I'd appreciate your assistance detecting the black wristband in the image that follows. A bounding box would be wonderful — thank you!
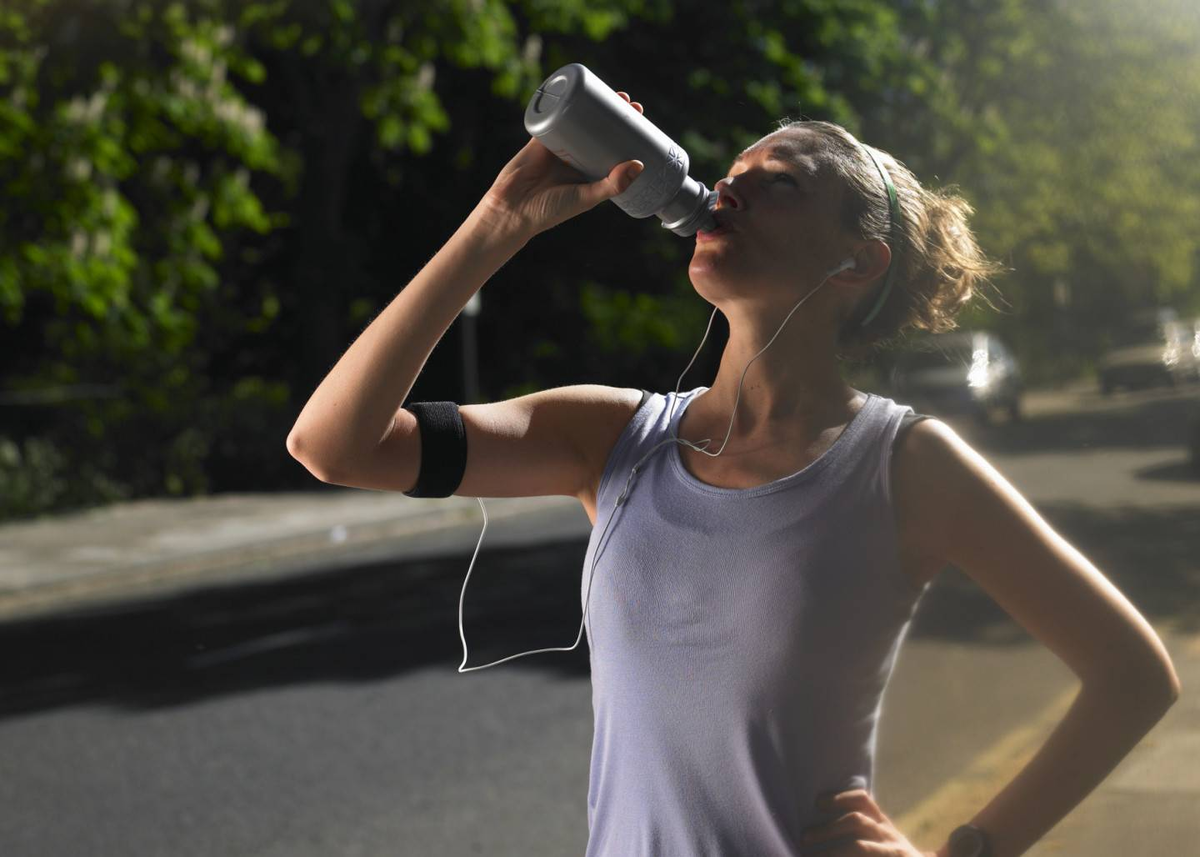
[401,401,467,498]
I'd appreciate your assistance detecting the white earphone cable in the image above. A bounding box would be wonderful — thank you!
[457,259,853,672]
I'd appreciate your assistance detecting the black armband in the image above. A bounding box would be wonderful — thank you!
[401,401,467,498]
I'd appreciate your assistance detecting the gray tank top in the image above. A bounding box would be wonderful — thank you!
[580,386,931,856]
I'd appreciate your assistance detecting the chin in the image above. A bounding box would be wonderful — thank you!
[689,256,773,300]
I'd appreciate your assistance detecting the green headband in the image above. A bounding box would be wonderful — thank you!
[857,145,902,327]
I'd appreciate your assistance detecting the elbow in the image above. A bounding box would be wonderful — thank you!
[1166,668,1183,704]
[286,428,309,462]
[1154,649,1184,702]
[286,430,341,484]
[1152,677,1181,714]
[1147,668,1183,708]
[286,429,301,460]
[1085,656,1182,709]
[1152,658,1183,705]
[1128,669,1182,709]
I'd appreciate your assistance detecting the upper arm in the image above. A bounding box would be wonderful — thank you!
[896,419,1181,697]
[323,384,645,502]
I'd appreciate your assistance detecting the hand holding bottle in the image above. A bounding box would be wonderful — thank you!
[521,65,718,236]
[477,92,647,242]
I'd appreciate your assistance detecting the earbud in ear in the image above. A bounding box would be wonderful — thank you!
[827,257,857,277]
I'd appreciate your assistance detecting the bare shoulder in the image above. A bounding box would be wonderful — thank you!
[892,415,1031,567]
[571,385,648,521]
[890,417,982,567]
[575,383,647,425]
[547,383,646,462]
[462,382,643,489]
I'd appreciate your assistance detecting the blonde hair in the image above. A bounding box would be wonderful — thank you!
[775,120,1010,362]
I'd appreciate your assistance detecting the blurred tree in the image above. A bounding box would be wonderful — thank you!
[1,0,1196,518]
[0,0,290,511]
[907,0,1200,379]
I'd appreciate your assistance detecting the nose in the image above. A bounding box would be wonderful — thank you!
[714,176,742,211]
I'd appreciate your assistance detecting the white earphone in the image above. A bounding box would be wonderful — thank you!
[456,254,862,672]
[827,257,857,276]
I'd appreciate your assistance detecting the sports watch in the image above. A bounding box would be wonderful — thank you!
[948,823,993,857]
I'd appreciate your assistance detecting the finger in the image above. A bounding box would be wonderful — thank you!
[582,159,644,207]
[819,788,883,823]
[820,843,891,855]
[616,91,644,115]
[802,813,886,851]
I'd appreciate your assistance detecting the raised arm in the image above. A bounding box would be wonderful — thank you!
[285,203,526,482]
[286,128,646,491]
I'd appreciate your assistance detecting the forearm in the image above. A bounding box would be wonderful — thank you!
[936,679,1178,857]
[287,202,529,474]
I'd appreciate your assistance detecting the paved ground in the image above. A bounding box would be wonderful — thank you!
[1,375,1196,856]
[0,486,553,622]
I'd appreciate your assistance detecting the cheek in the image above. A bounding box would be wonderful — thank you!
[761,216,818,261]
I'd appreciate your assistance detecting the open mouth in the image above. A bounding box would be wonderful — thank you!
[696,223,732,242]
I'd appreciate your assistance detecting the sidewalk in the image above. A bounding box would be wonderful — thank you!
[0,487,569,622]
[892,623,1198,857]
[2,374,1195,855]
[2,483,1194,855]
[1022,627,1198,856]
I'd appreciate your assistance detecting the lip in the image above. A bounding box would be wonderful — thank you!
[695,223,733,242]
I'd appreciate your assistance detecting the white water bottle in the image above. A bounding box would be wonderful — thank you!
[524,63,719,237]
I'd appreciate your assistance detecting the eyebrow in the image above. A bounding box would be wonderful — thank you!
[730,144,818,178]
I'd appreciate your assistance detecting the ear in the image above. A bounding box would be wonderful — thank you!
[832,239,892,288]
[832,240,894,329]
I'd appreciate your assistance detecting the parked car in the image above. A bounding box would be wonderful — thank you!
[1167,315,1200,384]
[886,330,1023,425]
[1098,307,1194,394]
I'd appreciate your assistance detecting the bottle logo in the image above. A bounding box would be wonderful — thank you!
[617,145,686,216]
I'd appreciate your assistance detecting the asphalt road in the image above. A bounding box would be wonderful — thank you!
[1,380,1197,856]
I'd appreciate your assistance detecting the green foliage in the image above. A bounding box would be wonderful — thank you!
[0,430,132,521]
[2,0,1198,518]
[580,281,690,354]
[0,434,71,519]
[0,0,285,344]
[918,0,1200,378]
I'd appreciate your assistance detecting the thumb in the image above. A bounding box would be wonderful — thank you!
[586,159,644,206]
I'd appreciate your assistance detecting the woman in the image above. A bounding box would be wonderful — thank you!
[287,93,1181,857]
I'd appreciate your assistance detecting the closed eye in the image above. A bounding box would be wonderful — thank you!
[719,170,800,188]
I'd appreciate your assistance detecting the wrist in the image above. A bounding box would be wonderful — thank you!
[469,196,536,250]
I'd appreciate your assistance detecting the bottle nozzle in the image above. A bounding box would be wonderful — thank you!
[660,184,720,237]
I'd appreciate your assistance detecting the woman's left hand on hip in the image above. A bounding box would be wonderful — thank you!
[801,787,937,856]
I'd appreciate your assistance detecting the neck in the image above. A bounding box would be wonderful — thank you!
[692,314,858,437]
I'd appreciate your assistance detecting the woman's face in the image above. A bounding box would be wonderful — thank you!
[688,128,853,310]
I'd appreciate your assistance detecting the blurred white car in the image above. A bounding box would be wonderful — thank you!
[1166,315,1200,383]
[886,330,1023,425]
[1099,308,1196,394]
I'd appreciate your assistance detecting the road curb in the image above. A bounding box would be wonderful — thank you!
[0,494,570,623]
